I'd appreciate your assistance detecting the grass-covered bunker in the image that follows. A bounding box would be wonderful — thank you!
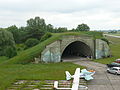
[40,33,110,63]
[6,32,110,64]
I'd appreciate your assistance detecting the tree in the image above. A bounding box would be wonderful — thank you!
[27,17,46,30]
[56,27,68,33]
[7,25,20,43]
[0,29,17,58]
[76,23,90,31]
[46,24,54,32]
[26,17,46,40]
[108,30,117,34]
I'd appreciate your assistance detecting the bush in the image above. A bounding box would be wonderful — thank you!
[101,38,109,45]
[25,38,39,49]
[40,32,52,42]
[16,44,25,51]
[4,46,17,58]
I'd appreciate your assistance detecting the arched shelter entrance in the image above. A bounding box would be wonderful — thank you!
[61,41,93,61]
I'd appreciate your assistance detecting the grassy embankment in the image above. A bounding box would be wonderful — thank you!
[94,36,120,64]
[0,56,8,63]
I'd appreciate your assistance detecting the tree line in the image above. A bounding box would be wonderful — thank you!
[0,16,90,58]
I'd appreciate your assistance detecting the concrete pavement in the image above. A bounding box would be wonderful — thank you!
[104,34,120,38]
[73,60,120,90]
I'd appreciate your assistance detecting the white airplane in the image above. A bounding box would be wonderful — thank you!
[54,68,94,90]
[66,68,95,81]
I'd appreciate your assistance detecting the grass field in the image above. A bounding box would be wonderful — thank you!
[0,56,8,63]
[0,62,85,90]
[93,36,120,64]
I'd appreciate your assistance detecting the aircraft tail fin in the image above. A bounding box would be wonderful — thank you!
[65,71,72,80]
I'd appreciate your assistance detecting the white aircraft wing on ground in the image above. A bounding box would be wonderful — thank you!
[71,68,80,90]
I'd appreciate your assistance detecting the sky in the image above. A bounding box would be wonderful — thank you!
[0,0,120,30]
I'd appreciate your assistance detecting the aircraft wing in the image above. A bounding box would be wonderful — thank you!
[84,75,93,80]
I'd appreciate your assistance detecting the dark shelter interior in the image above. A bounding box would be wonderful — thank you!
[61,41,92,59]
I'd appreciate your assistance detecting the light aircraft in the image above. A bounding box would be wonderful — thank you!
[53,68,95,90]
[66,68,95,81]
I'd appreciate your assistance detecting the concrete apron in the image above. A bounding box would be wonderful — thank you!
[71,60,120,90]
[63,57,90,62]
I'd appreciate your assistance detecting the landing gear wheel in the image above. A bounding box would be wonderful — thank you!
[107,70,109,73]
[115,72,118,75]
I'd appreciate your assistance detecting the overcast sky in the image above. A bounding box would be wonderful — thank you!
[0,0,120,30]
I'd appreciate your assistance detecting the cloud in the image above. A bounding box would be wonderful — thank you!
[0,0,120,30]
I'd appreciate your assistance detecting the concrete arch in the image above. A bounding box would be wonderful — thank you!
[61,40,93,55]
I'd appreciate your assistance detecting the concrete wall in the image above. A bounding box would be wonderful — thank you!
[96,39,110,59]
[41,41,61,63]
